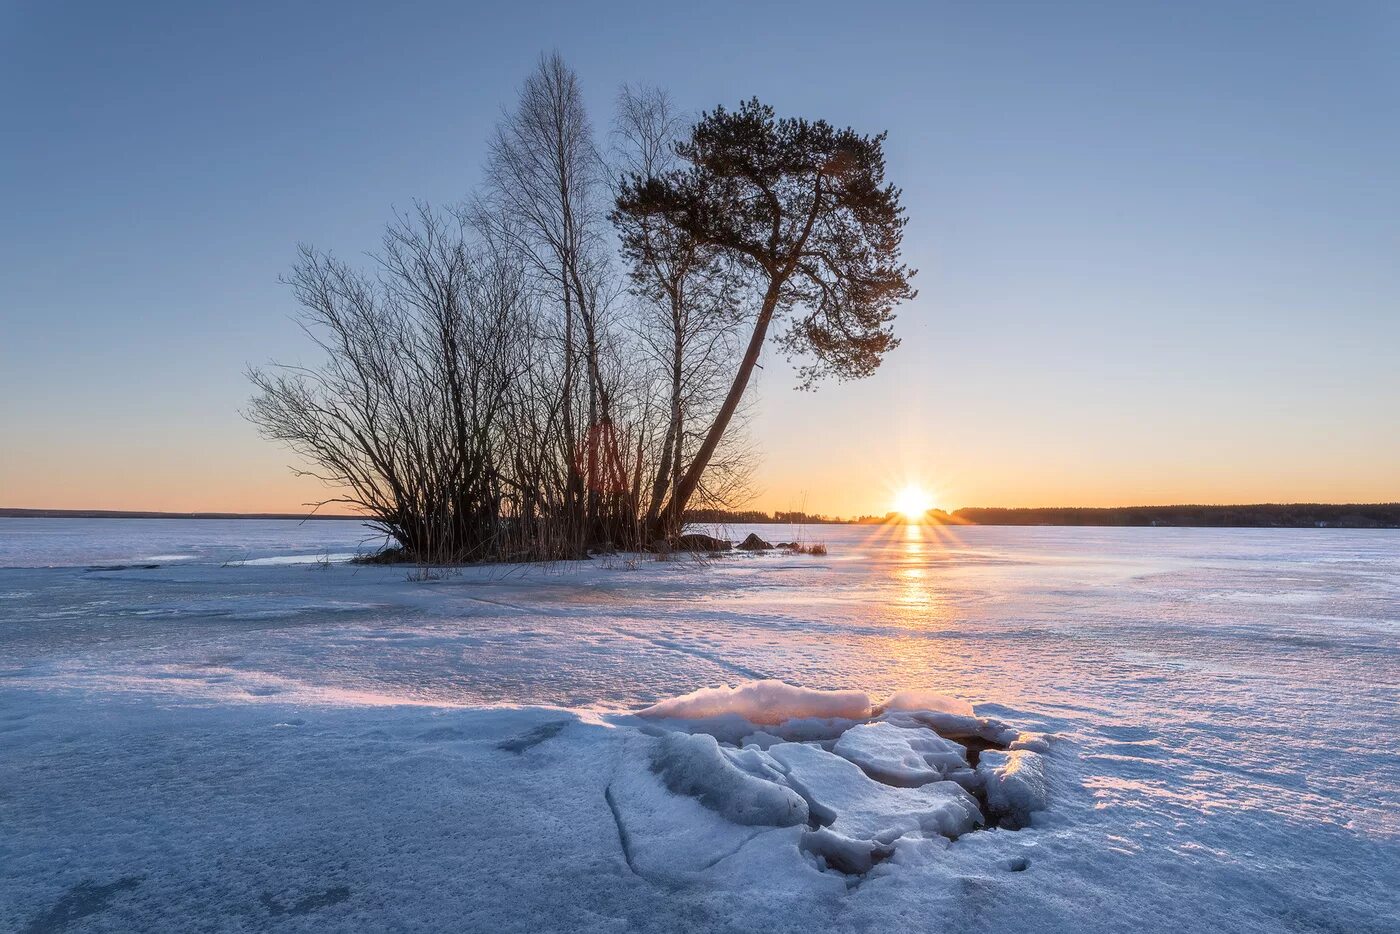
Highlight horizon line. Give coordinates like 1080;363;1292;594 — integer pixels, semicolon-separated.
3;502;1397;523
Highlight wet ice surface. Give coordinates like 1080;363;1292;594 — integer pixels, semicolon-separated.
1;518;1398;933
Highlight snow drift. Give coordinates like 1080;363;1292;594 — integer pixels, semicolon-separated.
638;679;873;724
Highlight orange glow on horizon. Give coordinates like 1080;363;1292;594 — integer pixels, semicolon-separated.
891;484;937;521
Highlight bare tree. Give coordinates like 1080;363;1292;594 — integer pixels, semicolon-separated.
478;52;635;548
612;86;752;538
250;67;913;563
247;205;535;562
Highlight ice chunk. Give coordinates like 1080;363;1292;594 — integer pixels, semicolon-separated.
651;731;808;827
800;826;894;875
720;743;788;783
976;749;1049;828
639;679;872;725
881;689;974;718
888;709;1018;746
984;723;1021;746
768;741;983;843
609;737;806;877
1009;731;1052;753
739;730;784;749
760;717;868;743
832;721;970;787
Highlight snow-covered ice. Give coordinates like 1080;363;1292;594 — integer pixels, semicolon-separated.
1;518;1398;932
649;729;810;827
831;720;973;786
768;738;984;841
977;748;1050;828
639;678;872;723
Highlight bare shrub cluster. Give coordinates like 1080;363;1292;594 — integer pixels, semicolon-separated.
248;54;913;564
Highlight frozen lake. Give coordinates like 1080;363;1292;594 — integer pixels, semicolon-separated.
2;518;1397;932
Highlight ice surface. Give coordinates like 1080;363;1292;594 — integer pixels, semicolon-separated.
3;519;1398;933
832;720;971;786
638;679;871;724
225;553;361;566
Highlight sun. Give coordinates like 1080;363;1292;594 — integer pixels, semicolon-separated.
892;484;936;521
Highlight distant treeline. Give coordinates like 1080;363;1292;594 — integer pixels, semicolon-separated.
0;508;363;520
9;503;1396;529
949;504;1400;528
688;503;1400;529
683;509;847;525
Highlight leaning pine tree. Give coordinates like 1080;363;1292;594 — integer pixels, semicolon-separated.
613;99;917;539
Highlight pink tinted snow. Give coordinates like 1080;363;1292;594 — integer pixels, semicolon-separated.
880;689;974;718
638;679;872;725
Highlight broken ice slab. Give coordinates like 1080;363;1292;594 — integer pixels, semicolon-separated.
976;748;1049;829
832;720;971;787
651;730;808;827
767;740;984;844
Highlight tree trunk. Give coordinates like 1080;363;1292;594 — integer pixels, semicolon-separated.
653;280;782;536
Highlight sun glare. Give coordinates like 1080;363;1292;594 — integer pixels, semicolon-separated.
892;484;935;521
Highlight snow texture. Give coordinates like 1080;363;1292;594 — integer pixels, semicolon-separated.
977;748;1050;828
639;679;872;724
832;720;972;786
881;688;975;718
2;518;1398;933
768;739;984;842
650;730;808;826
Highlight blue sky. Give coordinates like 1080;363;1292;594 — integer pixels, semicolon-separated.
2;1;1397;513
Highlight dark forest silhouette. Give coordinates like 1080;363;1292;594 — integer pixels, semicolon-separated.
693;503;1400;528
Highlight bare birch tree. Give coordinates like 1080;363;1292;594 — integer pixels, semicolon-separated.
477;52;632;549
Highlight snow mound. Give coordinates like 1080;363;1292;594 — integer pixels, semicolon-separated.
881;689;974;718
832;721;973;787
638;679;871;725
650;731;808;827
977;748;1049;829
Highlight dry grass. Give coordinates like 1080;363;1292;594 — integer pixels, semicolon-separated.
350;546;411;565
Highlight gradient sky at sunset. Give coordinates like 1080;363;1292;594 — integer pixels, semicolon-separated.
3;1;1397;516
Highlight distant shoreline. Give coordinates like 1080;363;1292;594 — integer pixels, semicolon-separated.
4;503;1398;529
0;508;364;521
691;503;1400;529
